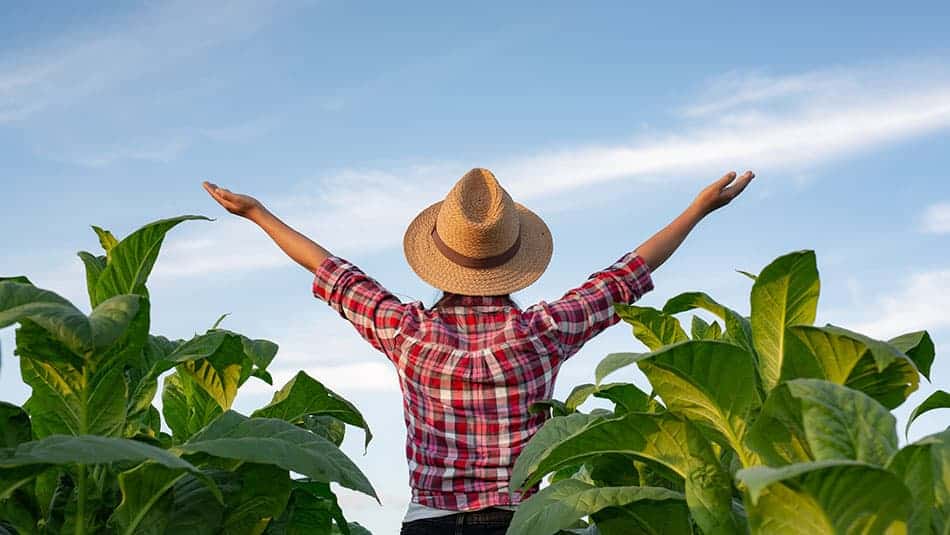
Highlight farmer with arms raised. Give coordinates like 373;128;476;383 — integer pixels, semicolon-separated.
203;168;754;535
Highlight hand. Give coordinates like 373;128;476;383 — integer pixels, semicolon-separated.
202;181;262;218
692;170;755;216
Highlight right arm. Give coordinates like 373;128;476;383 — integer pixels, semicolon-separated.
529;170;755;356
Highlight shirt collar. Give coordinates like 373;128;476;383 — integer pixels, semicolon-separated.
437;294;516;309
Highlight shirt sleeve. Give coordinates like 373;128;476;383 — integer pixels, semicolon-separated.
312;255;407;356
526;251;654;359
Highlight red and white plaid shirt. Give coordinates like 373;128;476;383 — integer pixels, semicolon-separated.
312;251;654;511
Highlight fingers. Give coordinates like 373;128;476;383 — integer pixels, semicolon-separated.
723;170;755;200
713;171;738;190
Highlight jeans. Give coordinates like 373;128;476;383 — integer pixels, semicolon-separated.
399;507;515;535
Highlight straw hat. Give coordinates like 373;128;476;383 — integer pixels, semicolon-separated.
403;168;553;296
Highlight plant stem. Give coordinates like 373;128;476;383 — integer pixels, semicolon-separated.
75;464;86;535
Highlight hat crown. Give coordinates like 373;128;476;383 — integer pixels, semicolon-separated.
435;168;520;259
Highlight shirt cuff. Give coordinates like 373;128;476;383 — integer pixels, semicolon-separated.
312;255;353;303
611;251;655;300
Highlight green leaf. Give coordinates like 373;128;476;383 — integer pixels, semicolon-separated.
220;463;291;535
162;371;223;442
737;460;911;534
0;282;92;356
905;390;950;438
168;330;251;410
252;371;372;449
747;379;897;467
77;252;106;309
788;325;920;409
528;399;572;418
886;429;949;535
636;340;759;464
92;225;119;257
92;215;210;306
0;402;31;449
614;304;688;351
508;478;688;535
591;383;656;414
511;412;735;535
178;411;377;500
88;294;142;351
749;250;820;392
690;316;723;341
736;269;758;281
663;291;756;356
0;435;207;475
564;384;598;411
594;352;646;385
888;330;935;381
267;480;348;535
109;462;187;535
510;412;604;492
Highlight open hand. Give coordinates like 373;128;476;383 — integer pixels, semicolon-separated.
202;181;262;218
693;171;755;216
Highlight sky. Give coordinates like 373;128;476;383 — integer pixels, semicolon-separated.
2;1;950;532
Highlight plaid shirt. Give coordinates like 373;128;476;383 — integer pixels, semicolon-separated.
312;251;654;511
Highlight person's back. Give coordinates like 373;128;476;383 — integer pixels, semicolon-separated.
204;166;754;534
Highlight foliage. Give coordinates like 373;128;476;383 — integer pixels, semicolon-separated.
511;250;948;535
0;216;376;535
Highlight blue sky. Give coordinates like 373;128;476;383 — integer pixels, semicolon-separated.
2;1;950;532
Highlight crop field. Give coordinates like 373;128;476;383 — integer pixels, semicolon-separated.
1;216;947;535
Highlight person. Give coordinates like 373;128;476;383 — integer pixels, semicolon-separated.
203;167;754;535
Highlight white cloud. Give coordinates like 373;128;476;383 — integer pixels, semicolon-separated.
243;362;399;395
149;60;950;279
921;202;950;234
850;268;950;338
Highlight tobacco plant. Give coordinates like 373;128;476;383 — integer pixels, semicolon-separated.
509;250;949;535
0;216;375;535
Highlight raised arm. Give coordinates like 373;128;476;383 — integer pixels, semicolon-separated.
635;170;754;272
203;181;330;272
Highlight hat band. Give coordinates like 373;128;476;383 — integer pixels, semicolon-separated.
430;225;522;269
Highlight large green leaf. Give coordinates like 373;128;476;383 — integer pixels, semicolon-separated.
507;478;688;535
637;340;759;465
162;371;223;443
0;282;92;356
92;215;210;306
594;352;645;385
737;460;911;535
177;411;377;500
20;355;127;438
109;462;186;535
252;371;373;449
614;304;688;351
168;330;254;410
592;383;657;414
888;330;935;381
266;479;348;535
77;252;106;309
220;463;292;535
510;412;604;492
749;250;820;392
511;412;736;535
0;435;205;475
905;390;950;438
788;325;920;409
886;429;949;535
0;402;31;449
663;291;755;356
747;379;897;467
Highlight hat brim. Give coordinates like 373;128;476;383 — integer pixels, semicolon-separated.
403;201;553;296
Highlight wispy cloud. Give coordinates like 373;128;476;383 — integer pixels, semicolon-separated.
147;59;950;279
0;0;279;123
921;201;950;234
850;268;950;338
